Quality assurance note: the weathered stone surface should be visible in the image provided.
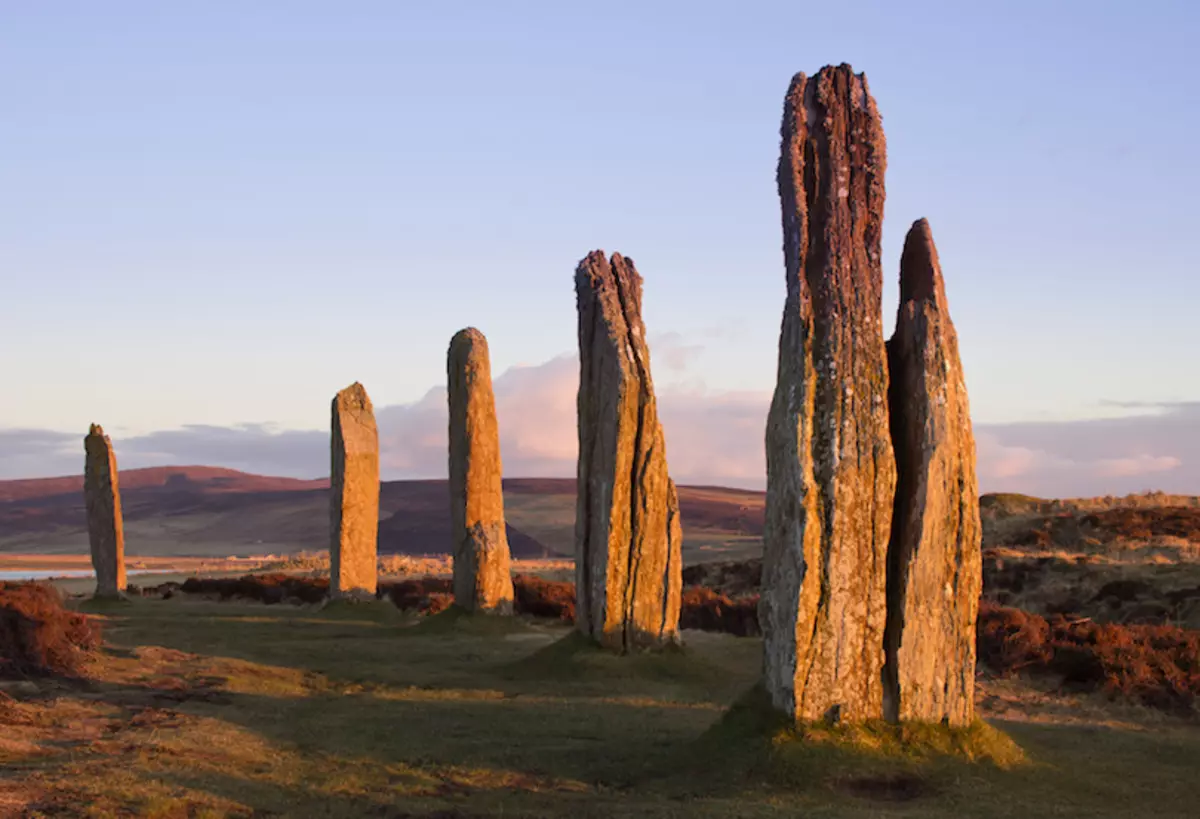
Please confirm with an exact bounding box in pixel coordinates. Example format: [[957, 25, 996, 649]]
[[574, 250, 682, 651], [84, 424, 126, 598], [330, 382, 379, 599], [448, 327, 515, 614], [761, 64, 896, 722], [883, 219, 982, 725]]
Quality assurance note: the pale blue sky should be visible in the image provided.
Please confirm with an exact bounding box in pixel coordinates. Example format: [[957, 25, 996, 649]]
[[3, 1, 1198, 446]]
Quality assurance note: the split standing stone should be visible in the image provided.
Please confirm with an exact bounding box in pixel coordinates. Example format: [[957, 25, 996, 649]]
[[84, 424, 126, 598], [575, 250, 682, 651], [447, 328, 515, 614], [883, 219, 982, 725], [330, 382, 380, 599], [761, 65, 896, 722]]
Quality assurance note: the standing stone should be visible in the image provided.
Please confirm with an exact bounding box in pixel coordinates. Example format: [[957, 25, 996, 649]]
[[761, 65, 896, 722], [84, 424, 126, 598], [448, 328, 515, 614], [330, 382, 379, 599], [575, 250, 683, 651], [883, 219, 982, 725]]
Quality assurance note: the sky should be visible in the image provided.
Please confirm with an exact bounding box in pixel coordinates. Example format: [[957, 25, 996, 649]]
[[2, 1, 1198, 496]]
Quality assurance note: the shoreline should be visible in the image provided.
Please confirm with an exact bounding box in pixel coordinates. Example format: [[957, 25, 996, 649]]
[[0, 553, 576, 595]]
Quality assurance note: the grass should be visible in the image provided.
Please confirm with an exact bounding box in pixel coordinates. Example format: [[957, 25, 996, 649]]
[[1, 597, 1197, 817]]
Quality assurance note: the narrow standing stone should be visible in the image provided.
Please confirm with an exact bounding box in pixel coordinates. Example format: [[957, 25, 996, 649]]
[[84, 424, 126, 598], [761, 64, 896, 722], [883, 219, 982, 725], [575, 250, 682, 651], [448, 328, 515, 614], [330, 382, 379, 599]]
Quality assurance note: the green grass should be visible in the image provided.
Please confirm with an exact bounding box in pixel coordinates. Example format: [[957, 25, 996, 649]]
[[6, 597, 1196, 817], [76, 594, 136, 612]]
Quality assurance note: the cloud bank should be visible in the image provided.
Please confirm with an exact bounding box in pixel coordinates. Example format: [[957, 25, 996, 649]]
[[2, 356, 1195, 499]]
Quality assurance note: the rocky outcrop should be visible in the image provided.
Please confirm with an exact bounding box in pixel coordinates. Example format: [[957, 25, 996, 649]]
[[447, 328, 515, 614], [883, 219, 982, 725], [574, 250, 682, 651], [761, 65, 897, 722], [330, 382, 379, 599], [83, 424, 126, 598]]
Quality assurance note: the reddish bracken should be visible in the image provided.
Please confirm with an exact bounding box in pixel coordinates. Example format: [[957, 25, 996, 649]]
[[679, 587, 760, 636], [380, 578, 454, 614], [180, 574, 330, 605], [975, 602, 1053, 672], [977, 602, 1200, 714], [512, 574, 575, 621], [0, 582, 101, 677]]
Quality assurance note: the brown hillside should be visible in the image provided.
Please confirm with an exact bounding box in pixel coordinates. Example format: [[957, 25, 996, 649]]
[[0, 466, 325, 503], [0, 470, 767, 561]]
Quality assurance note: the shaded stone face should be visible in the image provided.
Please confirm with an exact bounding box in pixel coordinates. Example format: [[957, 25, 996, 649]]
[[883, 219, 982, 726], [83, 424, 126, 598], [330, 382, 379, 599], [761, 64, 896, 722], [448, 327, 515, 614], [574, 250, 682, 651]]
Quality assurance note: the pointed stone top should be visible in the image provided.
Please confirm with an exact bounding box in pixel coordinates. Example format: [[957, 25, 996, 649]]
[[88, 423, 105, 438], [334, 382, 373, 414], [898, 218, 947, 310]]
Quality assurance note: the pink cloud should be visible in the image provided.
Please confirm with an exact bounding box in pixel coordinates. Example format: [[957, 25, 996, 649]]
[[1097, 454, 1182, 478], [1, 351, 1195, 500]]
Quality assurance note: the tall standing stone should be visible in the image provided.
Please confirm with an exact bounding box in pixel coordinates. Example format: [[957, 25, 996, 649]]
[[883, 219, 982, 725], [575, 250, 682, 651], [448, 328, 515, 614], [330, 382, 379, 599], [761, 64, 896, 722], [84, 424, 126, 598]]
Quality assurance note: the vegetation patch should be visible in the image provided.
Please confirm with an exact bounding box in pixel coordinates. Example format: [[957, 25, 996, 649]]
[[978, 602, 1200, 714], [680, 587, 760, 636], [180, 573, 329, 605], [511, 574, 575, 621], [381, 577, 454, 614], [0, 582, 101, 678]]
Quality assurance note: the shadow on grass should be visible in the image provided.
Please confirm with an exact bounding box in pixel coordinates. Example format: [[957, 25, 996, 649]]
[[74, 595, 137, 617], [410, 605, 541, 637], [315, 598, 413, 625], [501, 631, 727, 690]]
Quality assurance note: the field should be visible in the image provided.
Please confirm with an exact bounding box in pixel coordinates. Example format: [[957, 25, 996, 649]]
[[1, 596, 1197, 818]]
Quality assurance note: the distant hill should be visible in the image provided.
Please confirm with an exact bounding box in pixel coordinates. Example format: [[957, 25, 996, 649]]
[[0, 465, 325, 503], [0, 467, 766, 563]]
